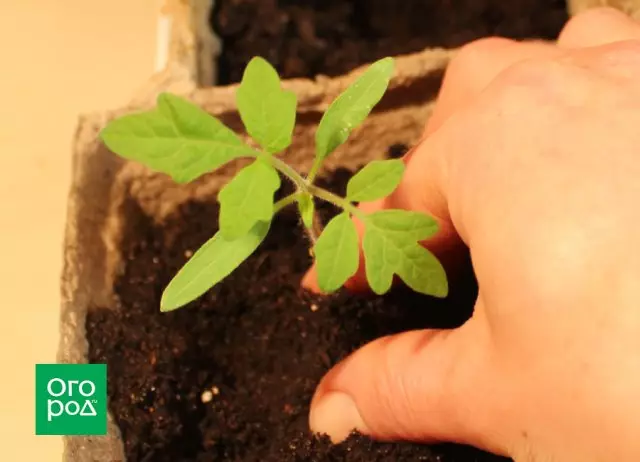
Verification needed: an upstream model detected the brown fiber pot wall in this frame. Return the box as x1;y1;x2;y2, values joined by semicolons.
58;47;451;461
568;0;640;18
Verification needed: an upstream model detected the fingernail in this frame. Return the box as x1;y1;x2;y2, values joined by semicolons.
309;392;368;443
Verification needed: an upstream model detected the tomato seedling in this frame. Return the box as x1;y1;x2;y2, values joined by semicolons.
100;56;448;311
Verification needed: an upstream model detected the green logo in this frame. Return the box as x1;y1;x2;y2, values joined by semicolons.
35;364;107;435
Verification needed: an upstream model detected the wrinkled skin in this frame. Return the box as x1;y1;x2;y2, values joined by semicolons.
303;8;640;462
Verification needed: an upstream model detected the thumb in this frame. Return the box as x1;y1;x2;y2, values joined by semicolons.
309;311;506;455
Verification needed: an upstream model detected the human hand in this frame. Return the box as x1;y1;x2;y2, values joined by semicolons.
304;8;640;461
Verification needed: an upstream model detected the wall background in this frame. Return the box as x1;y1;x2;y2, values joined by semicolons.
0;1;158;459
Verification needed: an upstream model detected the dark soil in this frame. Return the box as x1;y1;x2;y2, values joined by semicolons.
211;0;569;84
87;166;511;461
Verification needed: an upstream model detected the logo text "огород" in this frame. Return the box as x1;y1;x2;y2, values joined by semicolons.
36;364;107;435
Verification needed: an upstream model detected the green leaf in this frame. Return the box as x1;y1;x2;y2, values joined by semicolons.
362;210;447;297
365;210;440;240
315;57;394;161
313;213;360;293
236;57;297;153
297;193;315;229
100;93;253;183
346;159;405;202
161;221;270;312
218;159;281;239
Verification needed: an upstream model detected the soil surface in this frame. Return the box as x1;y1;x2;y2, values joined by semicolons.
211;0;569;84
87;166;511;461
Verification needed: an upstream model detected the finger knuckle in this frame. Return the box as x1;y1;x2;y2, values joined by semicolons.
492;57;572;104
560;6;626;43
366;333;431;437
449;37;517;78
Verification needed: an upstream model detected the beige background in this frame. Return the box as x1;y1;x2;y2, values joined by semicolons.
0;1;159;460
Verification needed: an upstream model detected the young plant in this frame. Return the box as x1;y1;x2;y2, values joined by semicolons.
100;56;448;312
